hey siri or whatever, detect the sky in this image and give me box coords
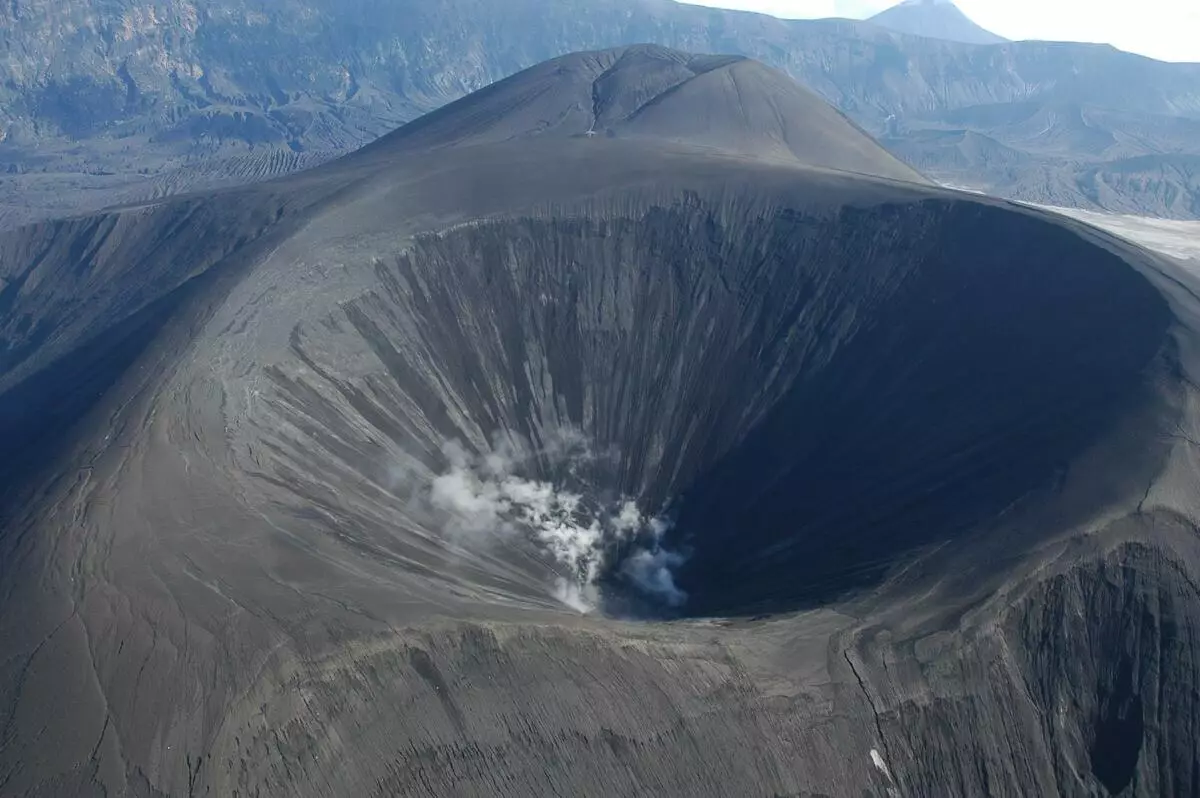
[682,0,1200,63]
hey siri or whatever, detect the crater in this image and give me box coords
[261,196,1170,617]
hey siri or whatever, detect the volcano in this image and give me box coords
[868,0,1008,45]
[1,45,1198,797]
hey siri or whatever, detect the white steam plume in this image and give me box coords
[425,430,687,613]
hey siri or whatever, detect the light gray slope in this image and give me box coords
[868,0,1008,45]
[364,45,925,183]
[1,47,1199,797]
[2,0,1200,225]
[1046,207,1200,263]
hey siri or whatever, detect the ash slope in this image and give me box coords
[1,46,1199,797]
[361,46,925,183]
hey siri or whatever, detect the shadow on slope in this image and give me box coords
[271,196,1169,617]
[667,203,1169,616]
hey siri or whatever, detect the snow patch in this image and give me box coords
[870,747,891,777]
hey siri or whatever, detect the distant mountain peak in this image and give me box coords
[870,0,1007,45]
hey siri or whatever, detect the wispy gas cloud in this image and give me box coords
[426,430,687,613]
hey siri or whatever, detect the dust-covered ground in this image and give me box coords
[1,47,1199,797]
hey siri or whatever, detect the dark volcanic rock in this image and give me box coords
[1,46,1199,797]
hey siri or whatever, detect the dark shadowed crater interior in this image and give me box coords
[267,197,1171,618]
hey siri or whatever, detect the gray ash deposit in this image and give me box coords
[1,46,1197,797]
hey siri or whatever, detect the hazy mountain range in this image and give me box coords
[0,0,1198,227]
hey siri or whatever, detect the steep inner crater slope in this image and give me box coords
[245,195,1169,618]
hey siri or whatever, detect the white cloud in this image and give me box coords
[963,0,1200,63]
[679,0,1200,62]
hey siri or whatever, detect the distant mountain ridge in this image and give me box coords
[868,0,1008,45]
[0,0,1198,226]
